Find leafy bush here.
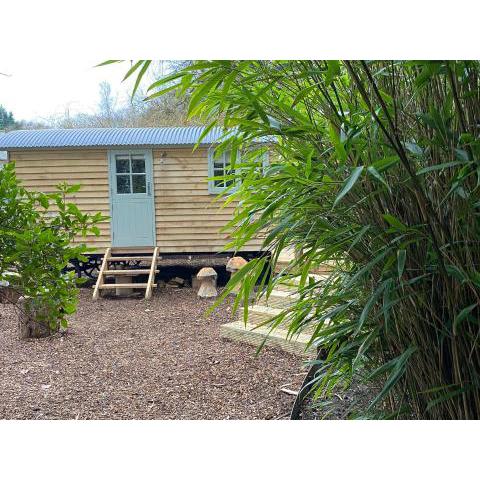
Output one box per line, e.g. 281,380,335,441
137,60,480,419
0,162,106,335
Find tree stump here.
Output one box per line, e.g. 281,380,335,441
0,286,21,304
18,296,57,339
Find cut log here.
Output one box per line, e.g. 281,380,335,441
0,286,21,304
168,277,185,287
18,296,57,339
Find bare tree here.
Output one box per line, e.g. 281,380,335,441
32,61,198,129
97,81,117,126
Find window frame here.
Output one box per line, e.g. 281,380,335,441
208,149,238,194
207,148,269,194
112,151,149,195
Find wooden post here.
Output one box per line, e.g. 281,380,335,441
116,276,133,297
93,247,111,300
145,247,159,300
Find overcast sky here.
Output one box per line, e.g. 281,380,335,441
0,59,141,123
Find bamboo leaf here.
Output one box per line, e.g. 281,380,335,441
367,346,417,410
372,156,399,172
131,60,152,99
329,123,348,162
122,60,144,81
453,303,477,335
416,160,466,176
333,166,364,207
325,60,341,86
355,281,386,335
397,249,406,279
95,60,123,67
383,214,408,232
367,166,390,190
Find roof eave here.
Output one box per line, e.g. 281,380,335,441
1,144,214,151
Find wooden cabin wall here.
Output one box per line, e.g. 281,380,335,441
10,149,111,248
11,148,263,254
152,147,262,253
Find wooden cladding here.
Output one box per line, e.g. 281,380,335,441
11,149,111,248
11,147,263,253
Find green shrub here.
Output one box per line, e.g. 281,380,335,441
0,162,106,335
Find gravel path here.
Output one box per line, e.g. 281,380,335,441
0,288,305,419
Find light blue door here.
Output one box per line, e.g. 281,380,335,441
109,150,155,247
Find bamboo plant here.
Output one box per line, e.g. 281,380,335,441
129,60,480,419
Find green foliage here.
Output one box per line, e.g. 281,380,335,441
133,60,480,419
0,105,15,130
0,163,106,333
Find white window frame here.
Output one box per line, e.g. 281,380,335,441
208,149,238,194
207,149,270,194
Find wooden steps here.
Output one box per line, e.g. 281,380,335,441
239,305,283,325
99,283,156,289
274,273,328,292
220,249,331,356
93,246,159,300
104,269,159,275
256,289,299,309
106,256,155,262
221,302,316,356
239,305,316,332
220,321,315,357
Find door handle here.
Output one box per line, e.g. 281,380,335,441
147,182,151,196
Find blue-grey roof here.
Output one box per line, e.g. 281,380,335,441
0,127,233,149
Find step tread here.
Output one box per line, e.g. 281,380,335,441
107,256,156,262
223,320,312,342
99,283,155,289
220,321,314,357
266,289,300,298
103,269,159,275
241,305,283,316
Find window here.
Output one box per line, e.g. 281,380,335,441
114,153,147,194
207,149,269,194
208,150,237,194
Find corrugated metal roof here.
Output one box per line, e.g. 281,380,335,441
0,126,234,149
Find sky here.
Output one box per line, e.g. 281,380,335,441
0,60,142,123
